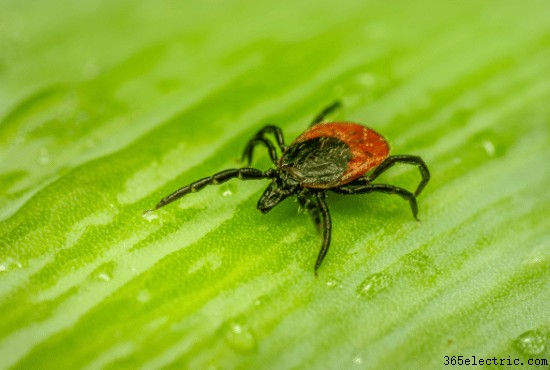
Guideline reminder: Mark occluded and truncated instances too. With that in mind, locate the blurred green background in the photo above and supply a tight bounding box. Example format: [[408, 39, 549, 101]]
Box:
[[1, 1, 549, 369]]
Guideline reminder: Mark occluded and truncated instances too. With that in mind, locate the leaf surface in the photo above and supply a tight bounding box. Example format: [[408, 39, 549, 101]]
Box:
[[1, 1, 549, 369]]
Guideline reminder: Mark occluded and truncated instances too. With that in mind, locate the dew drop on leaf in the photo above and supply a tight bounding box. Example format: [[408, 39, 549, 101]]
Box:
[[0, 258, 23, 272], [356, 272, 390, 299], [90, 261, 116, 282], [223, 319, 257, 354], [142, 210, 158, 222], [219, 183, 237, 197], [37, 147, 51, 165], [325, 277, 343, 288], [352, 355, 364, 366], [137, 289, 151, 303], [514, 330, 546, 356], [96, 272, 111, 282], [482, 140, 496, 156]]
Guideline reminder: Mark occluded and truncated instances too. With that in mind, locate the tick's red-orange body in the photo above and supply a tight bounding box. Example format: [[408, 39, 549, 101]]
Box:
[[146, 102, 430, 274], [290, 122, 390, 188]]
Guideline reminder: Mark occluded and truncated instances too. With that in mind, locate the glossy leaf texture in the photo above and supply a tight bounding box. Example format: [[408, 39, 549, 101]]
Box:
[[1, 1, 549, 369]]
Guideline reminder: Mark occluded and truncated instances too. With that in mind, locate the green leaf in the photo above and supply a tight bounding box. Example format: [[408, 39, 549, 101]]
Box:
[[1, 1, 549, 369]]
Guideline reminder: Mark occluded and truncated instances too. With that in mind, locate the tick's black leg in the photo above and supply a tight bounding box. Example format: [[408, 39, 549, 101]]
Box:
[[359, 155, 430, 196], [145, 168, 272, 212], [332, 183, 418, 220], [241, 125, 286, 165], [242, 138, 278, 165], [298, 193, 321, 233], [313, 191, 332, 275], [310, 101, 342, 126]]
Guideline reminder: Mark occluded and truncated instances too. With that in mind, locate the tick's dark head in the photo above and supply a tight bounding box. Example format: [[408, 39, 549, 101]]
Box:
[[257, 171, 299, 214]]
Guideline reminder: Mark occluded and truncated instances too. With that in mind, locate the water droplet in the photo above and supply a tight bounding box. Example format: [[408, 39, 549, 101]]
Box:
[[355, 73, 376, 87], [281, 231, 299, 245], [400, 251, 439, 285], [224, 319, 257, 353], [218, 183, 237, 197], [142, 210, 158, 222], [356, 272, 390, 299], [82, 60, 100, 79], [188, 253, 222, 274], [352, 355, 364, 366], [37, 147, 51, 165], [90, 261, 116, 282], [514, 330, 546, 356], [96, 272, 111, 282], [0, 258, 23, 271], [473, 130, 507, 158], [482, 140, 495, 156], [137, 290, 151, 303], [326, 277, 343, 288]]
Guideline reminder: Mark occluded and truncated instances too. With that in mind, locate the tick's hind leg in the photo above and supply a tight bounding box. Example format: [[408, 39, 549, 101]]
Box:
[[361, 155, 430, 196], [313, 192, 332, 275], [145, 168, 270, 212], [298, 193, 321, 233], [297, 190, 332, 275], [332, 183, 419, 220], [242, 125, 286, 165], [310, 101, 342, 126]]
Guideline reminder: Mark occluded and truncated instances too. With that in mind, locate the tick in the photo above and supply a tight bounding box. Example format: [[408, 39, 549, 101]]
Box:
[[145, 102, 430, 274]]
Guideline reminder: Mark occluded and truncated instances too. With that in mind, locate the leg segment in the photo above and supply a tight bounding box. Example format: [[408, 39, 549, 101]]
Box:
[[298, 193, 322, 233], [361, 155, 430, 197], [145, 168, 269, 212], [242, 138, 278, 164], [332, 183, 418, 220], [241, 125, 286, 165], [313, 191, 332, 275], [310, 101, 342, 126]]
